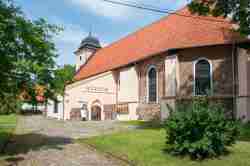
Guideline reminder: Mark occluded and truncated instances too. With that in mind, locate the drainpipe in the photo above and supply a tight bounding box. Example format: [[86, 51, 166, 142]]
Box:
[[232, 42, 236, 120], [116, 71, 119, 105], [62, 86, 65, 121], [62, 94, 65, 120]]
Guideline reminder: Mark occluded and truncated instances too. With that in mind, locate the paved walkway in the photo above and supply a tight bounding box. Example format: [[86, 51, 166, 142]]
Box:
[[1, 115, 129, 166]]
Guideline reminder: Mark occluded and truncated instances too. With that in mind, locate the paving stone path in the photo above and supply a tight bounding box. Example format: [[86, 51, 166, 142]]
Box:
[[1, 115, 130, 166]]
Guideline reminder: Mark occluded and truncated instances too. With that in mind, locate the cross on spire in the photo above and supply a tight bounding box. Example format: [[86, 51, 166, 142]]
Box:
[[89, 24, 93, 37]]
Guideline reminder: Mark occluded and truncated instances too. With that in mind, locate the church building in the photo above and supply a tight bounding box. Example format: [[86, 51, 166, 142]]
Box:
[[64, 7, 250, 121]]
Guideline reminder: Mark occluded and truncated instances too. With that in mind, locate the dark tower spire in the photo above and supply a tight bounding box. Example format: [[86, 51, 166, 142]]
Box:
[[75, 32, 102, 71]]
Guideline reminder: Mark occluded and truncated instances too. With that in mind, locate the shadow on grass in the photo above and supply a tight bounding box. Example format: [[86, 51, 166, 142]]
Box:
[[0, 132, 12, 152], [18, 110, 43, 116], [1, 133, 72, 165]]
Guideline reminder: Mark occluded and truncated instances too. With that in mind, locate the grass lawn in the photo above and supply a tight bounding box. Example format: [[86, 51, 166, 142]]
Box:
[[79, 121, 250, 166], [0, 114, 17, 152]]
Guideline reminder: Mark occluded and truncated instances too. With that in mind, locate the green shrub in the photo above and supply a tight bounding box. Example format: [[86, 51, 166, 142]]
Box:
[[164, 98, 239, 159], [238, 122, 250, 141]]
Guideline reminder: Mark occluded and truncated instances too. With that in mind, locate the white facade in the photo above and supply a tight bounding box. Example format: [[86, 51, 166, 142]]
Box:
[[76, 48, 95, 71], [116, 103, 139, 121], [165, 55, 177, 97], [117, 67, 139, 120], [64, 65, 140, 121], [161, 55, 178, 120], [46, 95, 64, 120], [118, 67, 139, 102], [237, 48, 250, 122], [64, 71, 117, 120]]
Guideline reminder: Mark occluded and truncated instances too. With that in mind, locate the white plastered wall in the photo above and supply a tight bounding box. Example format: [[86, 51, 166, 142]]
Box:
[[64, 72, 117, 120], [76, 49, 95, 71], [46, 96, 64, 120], [116, 103, 139, 121], [237, 48, 250, 122], [162, 55, 178, 120], [118, 67, 139, 102], [165, 55, 177, 97], [117, 66, 139, 121]]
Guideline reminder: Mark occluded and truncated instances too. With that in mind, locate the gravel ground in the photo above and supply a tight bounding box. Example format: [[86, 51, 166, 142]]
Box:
[[1, 115, 129, 166]]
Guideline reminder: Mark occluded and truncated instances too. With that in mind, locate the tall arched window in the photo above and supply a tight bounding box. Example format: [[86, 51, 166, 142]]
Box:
[[148, 66, 157, 102], [194, 59, 212, 95]]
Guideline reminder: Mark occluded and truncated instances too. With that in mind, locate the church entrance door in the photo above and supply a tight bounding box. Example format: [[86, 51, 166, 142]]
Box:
[[91, 106, 101, 121]]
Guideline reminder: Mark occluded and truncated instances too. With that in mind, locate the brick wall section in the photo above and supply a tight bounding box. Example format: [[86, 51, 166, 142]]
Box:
[[135, 55, 165, 120], [136, 45, 234, 99], [137, 104, 161, 121], [136, 55, 166, 103], [178, 45, 233, 96], [135, 45, 234, 120]]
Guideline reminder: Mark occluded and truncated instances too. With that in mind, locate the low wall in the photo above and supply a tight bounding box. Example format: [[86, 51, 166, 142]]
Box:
[[237, 96, 250, 122], [137, 104, 161, 121]]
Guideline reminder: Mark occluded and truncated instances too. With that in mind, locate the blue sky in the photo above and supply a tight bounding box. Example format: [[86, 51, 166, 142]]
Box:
[[14, 0, 188, 66]]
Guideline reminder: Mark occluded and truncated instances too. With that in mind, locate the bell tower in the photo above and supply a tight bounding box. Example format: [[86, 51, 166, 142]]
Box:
[[75, 32, 101, 71]]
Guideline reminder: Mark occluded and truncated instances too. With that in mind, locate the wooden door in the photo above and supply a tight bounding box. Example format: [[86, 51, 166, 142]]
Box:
[[91, 106, 101, 121]]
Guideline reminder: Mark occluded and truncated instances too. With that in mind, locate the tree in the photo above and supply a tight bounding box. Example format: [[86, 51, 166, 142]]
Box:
[[0, 0, 61, 113], [52, 65, 75, 95], [188, 0, 250, 36]]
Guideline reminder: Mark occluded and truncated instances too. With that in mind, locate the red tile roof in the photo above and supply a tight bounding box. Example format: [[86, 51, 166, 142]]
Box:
[[74, 7, 240, 81]]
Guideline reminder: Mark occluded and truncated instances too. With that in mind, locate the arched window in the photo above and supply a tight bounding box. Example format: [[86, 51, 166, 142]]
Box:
[[148, 66, 157, 102], [194, 59, 212, 95]]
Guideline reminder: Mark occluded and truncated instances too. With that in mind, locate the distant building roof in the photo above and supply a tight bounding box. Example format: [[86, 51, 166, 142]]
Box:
[[74, 7, 246, 81]]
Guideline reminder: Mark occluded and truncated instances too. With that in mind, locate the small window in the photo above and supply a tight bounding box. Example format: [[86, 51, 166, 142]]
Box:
[[80, 56, 82, 61], [148, 66, 157, 102], [194, 59, 212, 95]]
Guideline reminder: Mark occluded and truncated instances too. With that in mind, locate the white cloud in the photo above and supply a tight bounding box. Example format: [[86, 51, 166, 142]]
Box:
[[53, 0, 189, 65], [56, 24, 87, 44], [55, 23, 109, 47], [69, 0, 134, 19], [51, 19, 88, 65], [67, 0, 188, 20], [50, 16, 87, 45]]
